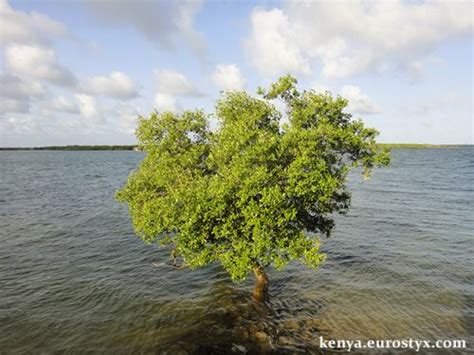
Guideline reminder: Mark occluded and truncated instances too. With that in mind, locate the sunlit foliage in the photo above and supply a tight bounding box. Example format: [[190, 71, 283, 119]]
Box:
[[117, 76, 390, 281]]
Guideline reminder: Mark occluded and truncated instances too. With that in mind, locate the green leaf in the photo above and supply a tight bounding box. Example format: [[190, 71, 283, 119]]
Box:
[[117, 76, 390, 282]]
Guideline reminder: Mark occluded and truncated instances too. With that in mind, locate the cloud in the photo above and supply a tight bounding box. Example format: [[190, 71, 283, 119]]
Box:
[[85, 0, 206, 56], [0, 0, 66, 46], [0, 98, 30, 114], [310, 82, 379, 115], [43, 96, 79, 114], [75, 94, 100, 120], [114, 103, 140, 133], [1, 1, 77, 92], [0, 0, 75, 87], [5, 44, 76, 87], [154, 93, 179, 113], [1, 115, 41, 138], [246, 0, 473, 78], [0, 73, 48, 114], [0, 73, 47, 100], [155, 69, 202, 96], [153, 69, 202, 113], [245, 8, 310, 77], [175, 1, 206, 56], [83, 71, 138, 99], [340, 85, 379, 115], [211, 64, 247, 91]]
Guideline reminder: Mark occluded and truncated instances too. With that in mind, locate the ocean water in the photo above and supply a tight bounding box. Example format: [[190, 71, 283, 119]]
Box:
[[0, 148, 472, 354]]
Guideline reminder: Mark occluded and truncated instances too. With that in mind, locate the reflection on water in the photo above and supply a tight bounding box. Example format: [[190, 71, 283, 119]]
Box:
[[0, 148, 473, 353]]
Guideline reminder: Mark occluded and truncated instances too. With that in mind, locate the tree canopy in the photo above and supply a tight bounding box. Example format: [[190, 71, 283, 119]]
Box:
[[117, 75, 390, 282]]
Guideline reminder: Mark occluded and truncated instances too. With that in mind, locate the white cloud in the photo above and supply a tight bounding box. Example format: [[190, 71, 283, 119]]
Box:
[[44, 96, 79, 114], [0, 73, 47, 100], [0, 73, 48, 114], [153, 69, 202, 113], [114, 103, 140, 133], [85, 0, 206, 56], [155, 69, 202, 96], [175, 1, 207, 57], [310, 82, 379, 115], [211, 64, 247, 91], [1, 115, 41, 138], [246, 0, 473, 78], [154, 93, 179, 112], [83, 71, 138, 99], [5, 44, 76, 86], [245, 8, 310, 76], [0, 98, 30, 114], [1, 1, 76, 92], [75, 94, 99, 119], [341, 85, 379, 115], [0, 0, 66, 46]]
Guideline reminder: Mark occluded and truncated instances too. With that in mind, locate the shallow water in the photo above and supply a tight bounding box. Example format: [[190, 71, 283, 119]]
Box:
[[0, 148, 473, 353]]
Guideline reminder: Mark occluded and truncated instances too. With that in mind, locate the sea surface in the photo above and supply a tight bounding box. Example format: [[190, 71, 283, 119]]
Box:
[[0, 148, 473, 354]]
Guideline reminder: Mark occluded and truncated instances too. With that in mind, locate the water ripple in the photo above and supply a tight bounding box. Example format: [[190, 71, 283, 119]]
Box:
[[0, 148, 473, 353]]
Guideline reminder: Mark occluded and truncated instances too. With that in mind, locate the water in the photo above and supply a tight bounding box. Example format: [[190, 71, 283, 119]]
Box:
[[0, 148, 473, 354]]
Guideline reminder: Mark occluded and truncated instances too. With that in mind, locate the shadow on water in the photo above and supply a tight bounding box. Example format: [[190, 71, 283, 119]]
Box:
[[145, 281, 326, 354]]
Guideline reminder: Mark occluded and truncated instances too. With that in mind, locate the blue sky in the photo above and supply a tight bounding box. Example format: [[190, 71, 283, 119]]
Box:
[[0, 0, 472, 146]]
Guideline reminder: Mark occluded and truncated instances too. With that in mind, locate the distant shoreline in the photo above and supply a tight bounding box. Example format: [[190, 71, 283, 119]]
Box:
[[0, 145, 138, 151], [377, 144, 465, 149], [0, 144, 469, 151]]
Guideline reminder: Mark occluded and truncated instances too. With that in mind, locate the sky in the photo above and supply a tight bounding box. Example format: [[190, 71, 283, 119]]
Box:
[[0, 0, 472, 147]]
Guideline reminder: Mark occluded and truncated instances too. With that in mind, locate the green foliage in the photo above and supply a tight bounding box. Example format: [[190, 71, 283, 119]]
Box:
[[116, 75, 390, 281]]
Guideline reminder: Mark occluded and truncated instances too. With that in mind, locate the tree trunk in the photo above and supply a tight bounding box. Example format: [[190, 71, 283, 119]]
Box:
[[252, 266, 269, 302]]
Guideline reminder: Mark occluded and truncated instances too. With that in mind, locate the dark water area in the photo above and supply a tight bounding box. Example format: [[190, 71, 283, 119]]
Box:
[[0, 148, 473, 353]]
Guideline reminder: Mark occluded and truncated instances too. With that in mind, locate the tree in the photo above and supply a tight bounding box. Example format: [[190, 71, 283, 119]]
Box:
[[116, 75, 390, 301]]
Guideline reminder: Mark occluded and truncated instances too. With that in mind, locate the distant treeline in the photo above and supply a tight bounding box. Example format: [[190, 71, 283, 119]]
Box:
[[0, 145, 138, 151], [377, 143, 460, 149], [0, 144, 466, 151]]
